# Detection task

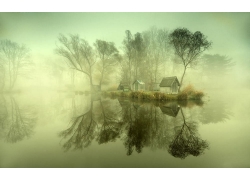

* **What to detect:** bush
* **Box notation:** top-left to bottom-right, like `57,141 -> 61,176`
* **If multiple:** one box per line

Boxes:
180,84 -> 204,100
177,92 -> 188,100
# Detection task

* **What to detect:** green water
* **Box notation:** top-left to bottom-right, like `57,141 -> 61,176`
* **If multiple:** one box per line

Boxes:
0,90 -> 250,168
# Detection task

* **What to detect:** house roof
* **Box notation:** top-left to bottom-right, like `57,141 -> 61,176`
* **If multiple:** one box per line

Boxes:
117,82 -> 130,90
119,81 -> 130,86
133,80 -> 145,85
159,76 -> 180,87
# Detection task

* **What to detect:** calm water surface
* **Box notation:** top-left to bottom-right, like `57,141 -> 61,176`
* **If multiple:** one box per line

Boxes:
0,90 -> 250,168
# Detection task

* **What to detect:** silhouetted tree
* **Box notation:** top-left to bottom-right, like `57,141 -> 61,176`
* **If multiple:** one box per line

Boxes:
94,40 -> 119,90
169,28 -> 212,91
55,34 -> 96,90
121,30 -> 134,86
142,27 -> 169,89
0,39 -> 31,90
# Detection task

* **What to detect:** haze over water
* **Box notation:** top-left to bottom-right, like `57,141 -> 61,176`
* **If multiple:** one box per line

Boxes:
0,12 -> 250,168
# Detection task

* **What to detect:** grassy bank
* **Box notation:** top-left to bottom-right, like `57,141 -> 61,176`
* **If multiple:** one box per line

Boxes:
102,85 -> 204,101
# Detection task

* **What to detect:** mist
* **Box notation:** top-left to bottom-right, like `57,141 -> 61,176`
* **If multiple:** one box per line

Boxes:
1,12 -> 250,168
0,12 -> 249,95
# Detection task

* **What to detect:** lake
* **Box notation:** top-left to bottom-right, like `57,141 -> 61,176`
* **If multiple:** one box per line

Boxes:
0,89 -> 250,168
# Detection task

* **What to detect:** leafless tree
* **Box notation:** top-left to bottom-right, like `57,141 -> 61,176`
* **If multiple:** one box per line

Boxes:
143,27 -> 169,89
0,39 -> 30,91
121,30 -> 135,86
94,40 -> 119,90
55,34 -> 96,90
169,28 -> 212,91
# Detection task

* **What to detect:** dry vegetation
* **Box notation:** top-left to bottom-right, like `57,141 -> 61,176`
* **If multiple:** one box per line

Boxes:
102,84 -> 204,101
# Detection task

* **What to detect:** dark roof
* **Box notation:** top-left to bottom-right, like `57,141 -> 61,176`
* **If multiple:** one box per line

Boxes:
117,82 -> 130,90
159,76 -> 180,87
119,81 -> 130,86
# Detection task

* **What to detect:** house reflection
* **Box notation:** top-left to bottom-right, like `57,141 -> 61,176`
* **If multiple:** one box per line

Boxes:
160,102 -> 180,117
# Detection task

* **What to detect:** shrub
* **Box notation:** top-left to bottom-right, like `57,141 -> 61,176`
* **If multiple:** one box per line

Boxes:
194,91 -> 204,99
180,84 -> 204,100
110,91 -> 119,97
177,92 -> 188,100
181,84 -> 195,95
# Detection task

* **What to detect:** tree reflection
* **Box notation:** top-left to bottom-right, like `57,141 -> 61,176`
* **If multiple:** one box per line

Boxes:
97,99 -> 123,144
59,96 -> 209,159
124,104 -> 151,155
197,99 -> 232,124
168,108 -> 209,159
59,100 -> 98,151
0,96 -> 37,143
0,95 -> 8,138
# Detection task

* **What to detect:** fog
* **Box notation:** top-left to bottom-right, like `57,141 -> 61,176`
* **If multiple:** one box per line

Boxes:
2,12 -> 250,169
0,12 -> 249,95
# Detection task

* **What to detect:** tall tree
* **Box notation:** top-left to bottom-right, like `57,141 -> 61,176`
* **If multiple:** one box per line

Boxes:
168,28 -> 212,91
132,32 -> 146,80
0,39 -> 30,90
94,40 -> 119,90
121,30 -> 134,86
142,27 -> 169,89
55,34 -> 96,90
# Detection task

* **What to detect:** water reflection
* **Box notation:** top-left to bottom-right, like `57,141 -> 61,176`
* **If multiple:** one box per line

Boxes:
0,95 -> 37,143
59,100 -> 97,150
59,95 -> 209,159
168,108 -> 209,159
197,99 -> 232,124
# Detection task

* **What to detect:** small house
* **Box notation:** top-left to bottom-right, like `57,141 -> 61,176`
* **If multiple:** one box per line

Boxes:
117,82 -> 130,92
132,80 -> 145,91
159,76 -> 180,94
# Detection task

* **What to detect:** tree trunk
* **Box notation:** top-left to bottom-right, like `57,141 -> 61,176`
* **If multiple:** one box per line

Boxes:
178,67 -> 187,92
89,73 -> 93,92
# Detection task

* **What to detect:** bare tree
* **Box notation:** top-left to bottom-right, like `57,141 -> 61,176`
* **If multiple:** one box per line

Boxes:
168,28 -> 212,91
0,39 -> 30,91
143,27 -> 169,89
55,34 -> 96,90
94,40 -> 119,90
121,30 -> 135,86
132,32 -> 147,80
